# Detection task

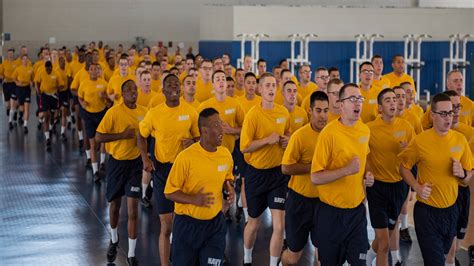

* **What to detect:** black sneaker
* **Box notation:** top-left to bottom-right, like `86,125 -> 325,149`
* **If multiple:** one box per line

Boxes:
395,261 -> 402,266
106,240 -> 119,262
223,254 -> 230,266
127,256 -> 138,266
24,126 -> 28,134
141,197 -> 152,209
13,112 -> 17,121
399,228 -> 412,242
61,133 -> 67,142
455,257 -> 460,266
78,139 -> 84,151
9,122 -> 13,130
235,206 -> 243,222
6,109 -> 9,117
99,163 -> 106,176
37,122 -> 42,131
469,245 -> 474,266
243,262 -> 252,266
85,158 -> 92,169
225,210 -> 232,222
93,172 -> 101,183
71,115 -> 76,124
46,139 -> 52,152
67,121 -> 71,130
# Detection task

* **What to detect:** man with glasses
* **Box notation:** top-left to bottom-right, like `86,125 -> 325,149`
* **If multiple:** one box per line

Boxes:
443,90 -> 473,266
297,64 -> 317,100
365,88 -> 415,266
383,55 -> 415,88
301,67 -> 329,114
399,93 -> 472,265
359,62 -> 380,123
311,83 -> 374,265
371,55 -> 391,91
328,66 -> 340,81
107,54 -> 134,105
326,78 -> 344,122
394,86 -> 423,134
195,59 -> 214,102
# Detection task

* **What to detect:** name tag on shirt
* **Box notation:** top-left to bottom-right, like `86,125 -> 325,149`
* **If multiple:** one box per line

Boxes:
96,85 -> 104,89
393,131 -> 406,138
450,146 -> 461,153
51,76 -> 57,79
217,164 -> 229,172
178,115 -> 190,121
359,136 -> 369,143
368,99 -> 377,105
294,117 -> 304,124
276,117 -> 286,124
136,116 -> 144,121
461,110 -> 471,116
225,108 -> 236,115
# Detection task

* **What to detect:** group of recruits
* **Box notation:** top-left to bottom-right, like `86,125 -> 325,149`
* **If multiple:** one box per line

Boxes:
1,42 -> 473,266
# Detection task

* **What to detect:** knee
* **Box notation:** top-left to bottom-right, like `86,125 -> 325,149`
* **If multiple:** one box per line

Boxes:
376,238 -> 389,253
284,250 -> 301,265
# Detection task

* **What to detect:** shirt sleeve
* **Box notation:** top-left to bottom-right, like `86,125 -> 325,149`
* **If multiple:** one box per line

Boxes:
460,137 -> 472,171
282,133 -> 302,165
190,109 -> 200,138
164,155 -> 188,195
240,111 -> 256,152
398,138 -> 420,169
96,109 -> 114,134
138,108 -> 154,138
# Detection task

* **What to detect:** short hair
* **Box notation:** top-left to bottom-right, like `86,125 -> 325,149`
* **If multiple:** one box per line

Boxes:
198,108 -> 219,131
272,66 -> 282,72
119,54 -> 129,61
226,76 -> 235,82
377,88 -> 395,105
278,59 -> 287,66
259,72 -> 276,83
310,91 -> 329,108
200,59 -> 212,66
244,72 -> 257,80
315,67 -> 328,73
280,69 -> 291,78
327,78 -> 343,90
151,61 -> 160,67
212,57 -> 223,63
236,68 -> 244,74
371,54 -> 382,62
188,67 -> 197,72
359,61 -> 373,71
139,70 -> 151,79
183,75 -> 194,83
163,74 -> 179,87
392,55 -> 404,63
339,83 -> 359,100
283,80 -> 296,89
431,93 -> 452,112
447,69 -> 462,80
212,70 -> 226,81
121,79 -> 136,91
443,90 -> 459,97
392,86 -> 404,93
169,67 -> 178,73
328,67 -> 339,74
400,81 -> 412,87
257,58 -> 266,65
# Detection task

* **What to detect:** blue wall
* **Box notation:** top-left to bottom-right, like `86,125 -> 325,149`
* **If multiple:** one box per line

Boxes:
199,40 -> 474,97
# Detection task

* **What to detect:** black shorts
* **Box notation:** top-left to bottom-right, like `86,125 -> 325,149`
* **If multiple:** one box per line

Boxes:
315,201 -> 368,266
3,82 -> 15,102
82,109 -> 106,139
232,139 -> 248,177
58,90 -> 70,108
152,160 -> 174,215
71,94 -> 80,106
456,185 -> 470,239
414,201 -> 458,265
367,180 -> 409,230
285,189 -> 319,252
172,213 -> 226,266
14,86 -> 31,105
106,156 -> 143,202
40,93 -> 59,112
244,165 -> 289,218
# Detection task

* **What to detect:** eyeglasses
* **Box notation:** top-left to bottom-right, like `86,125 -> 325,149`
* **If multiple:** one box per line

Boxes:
452,104 -> 463,111
361,70 -> 375,75
316,75 -> 330,80
339,96 -> 365,103
327,91 -> 339,95
432,110 -> 454,118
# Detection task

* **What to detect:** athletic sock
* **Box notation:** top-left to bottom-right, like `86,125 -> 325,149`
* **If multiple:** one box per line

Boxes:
111,227 -> 118,243
390,250 -> 400,265
85,149 -> 91,159
44,131 -> 50,140
100,153 -> 106,164
400,214 -> 408,229
92,162 -> 99,174
243,207 -> 249,222
61,126 -> 66,134
142,183 -> 148,198
270,256 -> 280,266
78,130 -> 84,140
366,247 -> 376,266
23,120 -> 28,127
128,238 -> 137,258
244,247 -> 253,263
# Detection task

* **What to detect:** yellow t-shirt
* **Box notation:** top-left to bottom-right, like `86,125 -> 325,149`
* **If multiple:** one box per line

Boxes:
1,60 -> 18,82
452,122 -> 473,143
234,87 -> 245,98
35,70 -> 62,94
297,81 -> 318,100
96,103 -> 147,160
311,119 -> 370,208
360,86 -> 382,123
408,104 -> 424,119
289,105 -> 309,133
164,142 -> 234,220
367,117 -> 415,183
12,65 -> 33,86
399,129 -> 472,208
198,96 -> 245,152
372,76 -> 391,91
151,79 -> 162,93
382,72 -> 415,88
103,65 -> 115,82
180,96 -> 200,109
398,109 -> 423,134
147,93 -> 166,109
237,95 -> 261,114
240,104 -> 290,169
107,74 -> 135,105
70,68 -> 90,91
136,89 -> 158,108
459,96 -> 473,126
195,76 -> 213,102
282,123 -> 320,198
69,61 -> 85,79
78,78 -> 108,113
139,102 -> 199,163
328,111 -> 341,123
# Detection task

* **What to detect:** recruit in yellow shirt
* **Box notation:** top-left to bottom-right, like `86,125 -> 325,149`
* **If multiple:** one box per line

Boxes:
139,102 -> 199,163
238,95 -> 261,114
136,89 -> 158,108
240,104 -> 290,169
164,142 -> 234,220
367,117 -> 415,183
282,123 -> 320,198
360,86 -> 381,123
78,78 -> 108,113
107,74 -> 135,105
372,75 -> 391,91
397,109 -> 423,134
297,81 -> 318,100
195,76 -> 213,102
383,72 -> 415,88
288,105 -> 309,133
96,103 -> 147,160
180,96 -> 200,109
398,129 -> 472,208
35,70 -> 63,94
12,65 -> 33,87
311,119 -> 370,208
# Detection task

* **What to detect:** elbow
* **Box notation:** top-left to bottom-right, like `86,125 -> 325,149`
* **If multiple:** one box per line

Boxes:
311,172 -> 323,185
281,165 -> 290,175
94,133 -> 103,144
164,193 -> 173,200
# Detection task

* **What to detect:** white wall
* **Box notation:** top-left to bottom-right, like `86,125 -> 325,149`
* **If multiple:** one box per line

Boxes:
232,6 -> 474,41
199,6 -> 234,40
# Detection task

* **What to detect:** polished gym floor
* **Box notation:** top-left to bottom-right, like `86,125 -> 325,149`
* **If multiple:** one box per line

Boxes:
0,101 -> 472,265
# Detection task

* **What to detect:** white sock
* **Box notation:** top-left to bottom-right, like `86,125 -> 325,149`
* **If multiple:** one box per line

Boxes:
9,108 -> 15,122
142,183 -> 148,198
39,117 -> 44,123
67,116 -> 72,123
78,130 -> 84,140
366,247 -> 376,266
111,227 -> 118,243
283,230 -> 286,239
92,162 -> 99,174
238,195 -> 243,207
85,149 -> 91,159
61,126 -> 65,134
244,247 -> 253,263
390,250 -> 400,265
44,131 -> 50,140
100,153 -> 106,164
23,120 -> 27,127
128,238 -> 137,258
243,208 -> 249,222
270,256 -> 280,266
445,263 -> 454,266
170,233 -> 173,244
400,214 -> 408,229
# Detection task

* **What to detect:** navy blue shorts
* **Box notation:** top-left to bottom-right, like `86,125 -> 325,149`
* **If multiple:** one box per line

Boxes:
367,180 -> 409,230
58,90 -> 70,107
82,108 -> 106,139
14,86 -> 31,105
172,213 -> 226,266
285,189 -> 319,252
232,139 -> 248,177
152,160 -> 174,215
2,82 -> 15,102
456,185 -> 470,239
106,156 -> 142,202
72,95 -> 80,106
244,165 -> 289,218
414,201 -> 458,265
315,201 -> 368,266
40,93 -> 59,112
